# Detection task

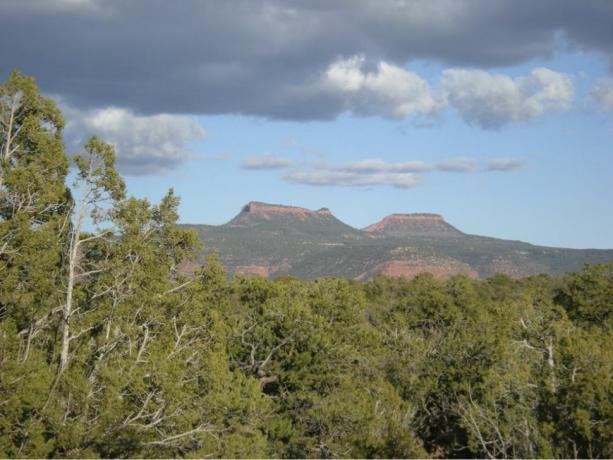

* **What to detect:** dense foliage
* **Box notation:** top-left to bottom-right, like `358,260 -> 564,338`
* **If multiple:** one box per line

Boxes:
1,72 -> 611,458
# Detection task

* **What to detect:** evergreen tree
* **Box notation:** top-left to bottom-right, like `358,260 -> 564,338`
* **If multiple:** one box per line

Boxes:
0,71 -> 70,457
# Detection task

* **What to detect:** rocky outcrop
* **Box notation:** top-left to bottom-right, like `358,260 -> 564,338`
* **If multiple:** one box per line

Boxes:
363,213 -> 462,238
229,202 -> 334,225
363,213 -> 444,232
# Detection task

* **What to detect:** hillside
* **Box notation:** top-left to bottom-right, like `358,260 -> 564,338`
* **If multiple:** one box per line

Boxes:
186,202 -> 368,277
184,202 -> 613,279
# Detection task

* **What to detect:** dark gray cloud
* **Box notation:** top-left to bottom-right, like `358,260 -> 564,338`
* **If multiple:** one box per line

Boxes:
1,0 -> 611,120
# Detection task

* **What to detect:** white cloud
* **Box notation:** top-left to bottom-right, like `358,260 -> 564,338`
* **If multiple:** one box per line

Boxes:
240,153 -> 291,170
339,158 -> 432,173
322,56 -> 441,118
319,59 -> 573,127
337,158 -> 432,174
64,106 -> 205,175
284,170 -> 422,189
590,79 -> 613,112
338,157 -> 477,173
442,67 -> 574,128
279,156 -> 520,189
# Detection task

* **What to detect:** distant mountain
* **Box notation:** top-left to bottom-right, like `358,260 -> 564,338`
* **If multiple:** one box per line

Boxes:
363,213 -> 463,239
183,202 -> 613,280
185,202 -> 367,277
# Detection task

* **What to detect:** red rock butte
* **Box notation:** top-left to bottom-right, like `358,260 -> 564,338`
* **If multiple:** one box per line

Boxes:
363,213 -> 446,233
238,202 -> 333,221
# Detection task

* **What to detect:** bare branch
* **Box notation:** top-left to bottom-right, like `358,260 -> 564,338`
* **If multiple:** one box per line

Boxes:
140,424 -> 216,448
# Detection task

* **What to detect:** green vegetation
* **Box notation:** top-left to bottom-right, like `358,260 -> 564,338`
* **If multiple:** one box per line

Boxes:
1,72 -> 611,458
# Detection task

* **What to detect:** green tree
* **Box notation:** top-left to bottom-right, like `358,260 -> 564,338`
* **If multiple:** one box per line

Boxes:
59,136 -> 125,373
0,71 -> 70,458
555,263 -> 613,329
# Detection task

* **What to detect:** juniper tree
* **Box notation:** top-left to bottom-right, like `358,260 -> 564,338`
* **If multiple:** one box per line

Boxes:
60,136 -> 125,373
0,70 -> 70,360
0,71 -> 72,458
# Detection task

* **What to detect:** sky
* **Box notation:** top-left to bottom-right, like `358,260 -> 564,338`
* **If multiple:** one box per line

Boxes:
1,0 -> 612,249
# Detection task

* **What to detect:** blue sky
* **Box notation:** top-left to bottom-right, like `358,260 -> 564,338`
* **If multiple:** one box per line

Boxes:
2,1 -> 612,248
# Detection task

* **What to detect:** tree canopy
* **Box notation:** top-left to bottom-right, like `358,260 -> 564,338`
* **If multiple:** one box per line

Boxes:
0,71 -> 611,459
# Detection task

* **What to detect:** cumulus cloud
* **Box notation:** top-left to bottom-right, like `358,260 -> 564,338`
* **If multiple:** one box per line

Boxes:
590,79 -> 613,111
1,1 -> 609,119
322,56 -> 440,118
240,153 -> 291,170
315,61 -> 573,125
278,156 -> 520,189
442,68 -> 574,128
63,106 -> 205,175
284,170 -> 422,189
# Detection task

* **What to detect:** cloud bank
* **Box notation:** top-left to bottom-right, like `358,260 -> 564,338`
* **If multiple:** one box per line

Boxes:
0,0 -> 609,119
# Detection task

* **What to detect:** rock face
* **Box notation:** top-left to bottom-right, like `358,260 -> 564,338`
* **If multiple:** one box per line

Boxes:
186,202 -> 367,278
229,202 -> 333,225
183,202 -> 613,281
363,213 -> 463,238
